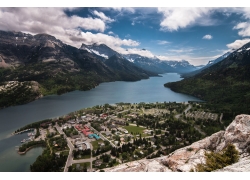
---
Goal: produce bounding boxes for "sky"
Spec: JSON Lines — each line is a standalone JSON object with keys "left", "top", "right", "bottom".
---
{"left": 1, "top": 1, "right": 250, "bottom": 66}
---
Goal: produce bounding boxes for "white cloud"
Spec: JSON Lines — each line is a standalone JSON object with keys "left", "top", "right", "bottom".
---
{"left": 0, "top": 8, "right": 106, "bottom": 33}
{"left": 78, "top": 31, "right": 139, "bottom": 47}
{"left": 108, "top": 31, "right": 114, "bottom": 35}
{"left": 92, "top": 10, "right": 114, "bottom": 23}
{"left": 157, "top": 7, "right": 215, "bottom": 31}
{"left": 226, "top": 38, "right": 250, "bottom": 50}
{"left": 168, "top": 47, "right": 196, "bottom": 53}
{"left": 233, "top": 22, "right": 250, "bottom": 37}
{"left": 110, "top": 7, "right": 135, "bottom": 14}
{"left": 157, "top": 40, "right": 170, "bottom": 45}
{"left": 202, "top": 34, "right": 213, "bottom": 40}
{"left": 0, "top": 7, "right": 110, "bottom": 48}
{"left": 119, "top": 48, "right": 155, "bottom": 58}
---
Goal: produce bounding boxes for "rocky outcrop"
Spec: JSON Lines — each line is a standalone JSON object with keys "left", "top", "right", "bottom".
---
{"left": 104, "top": 114, "right": 250, "bottom": 172}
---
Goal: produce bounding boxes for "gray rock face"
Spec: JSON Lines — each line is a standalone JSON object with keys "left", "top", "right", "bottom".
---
{"left": 104, "top": 114, "right": 250, "bottom": 172}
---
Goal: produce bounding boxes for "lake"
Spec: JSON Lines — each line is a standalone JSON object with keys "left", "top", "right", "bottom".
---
{"left": 0, "top": 73, "right": 201, "bottom": 171}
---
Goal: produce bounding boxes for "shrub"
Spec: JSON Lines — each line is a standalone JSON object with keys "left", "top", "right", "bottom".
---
{"left": 196, "top": 144, "right": 239, "bottom": 172}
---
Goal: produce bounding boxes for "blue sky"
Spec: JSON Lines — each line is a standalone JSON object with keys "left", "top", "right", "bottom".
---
{"left": 1, "top": 2, "right": 250, "bottom": 65}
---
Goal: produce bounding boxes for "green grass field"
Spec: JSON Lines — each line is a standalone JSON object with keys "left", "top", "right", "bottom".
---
{"left": 123, "top": 126, "right": 147, "bottom": 137}
{"left": 91, "top": 139, "right": 103, "bottom": 150}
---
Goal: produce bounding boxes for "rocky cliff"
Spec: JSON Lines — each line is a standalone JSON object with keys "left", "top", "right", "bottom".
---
{"left": 104, "top": 114, "right": 250, "bottom": 172}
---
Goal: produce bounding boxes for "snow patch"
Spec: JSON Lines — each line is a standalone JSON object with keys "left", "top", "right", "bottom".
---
{"left": 90, "top": 49, "right": 109, "bottom": 59}
{"left": 238, "top": 49, "right": 242, "bottom": 52}
{"left": 82, "top": 47, "right": 92, "bottom": 53}
{"left": 128, "top": 59, "right": 134, "bottom": 63}
{"left": 246, "top": 47, "right": 250, "bottom": 51}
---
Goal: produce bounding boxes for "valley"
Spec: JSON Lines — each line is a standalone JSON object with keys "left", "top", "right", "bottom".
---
{"left": 1, "top": 6, "right": 250, "bottom": 173}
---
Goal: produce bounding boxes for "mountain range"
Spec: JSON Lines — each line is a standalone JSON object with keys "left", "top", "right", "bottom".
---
{"left": 1, "top": 29, "right": 248, "bottom": 111}
{"left": 80, "top": 43, "right": 199, "bottom": 74}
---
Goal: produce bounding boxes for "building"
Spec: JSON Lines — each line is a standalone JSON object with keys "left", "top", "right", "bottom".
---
{"left": 88, "top": 134, "right": 100, "bottom": 140}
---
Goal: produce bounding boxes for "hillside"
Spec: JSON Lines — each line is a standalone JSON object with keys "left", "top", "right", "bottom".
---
{"left": 182, "top": 52, "right": 231, "bottom": 78}
{"left": 103, "top": 114, "right": 250, "bottom": 172}
{"left": 164, "top": 42, "right": 250, "bottom": 115}
{"left": 104, "top": 54, "right": 158, "bottom": 81}
{"left": 0, "top": 30, "right": 155, "bottom": 108}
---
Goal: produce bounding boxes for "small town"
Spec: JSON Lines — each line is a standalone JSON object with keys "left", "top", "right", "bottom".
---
{"left": 14, "top": 101, "right": 223, "bottom": 172}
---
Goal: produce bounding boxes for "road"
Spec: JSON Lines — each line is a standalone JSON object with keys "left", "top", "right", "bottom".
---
{"left": 194, "top": 125, "right": 206, "bottom": 136}
{"left": 89, "top": 126, "right": 117, "bottom": 148}
{"left": 55, "top": 124, "right": 74, "bottom": 172}
{"left": 174, "top": 104, "right": 206, "bottom": 136}
{"left": 184, "top": 104, "right": 192, "bottom": 114}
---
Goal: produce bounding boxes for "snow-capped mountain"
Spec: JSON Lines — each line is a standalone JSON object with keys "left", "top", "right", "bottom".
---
{"left": 80, "top": 43, "right": 119, "bottom": 60}
{"left": 80, "top": 43, "right": 198, "bottom": 74}
{"left": 183, "top": 51, "right": 232, "bottom": 78}
{"left": 206, "top": 51, "right": 231, "bottom": 66}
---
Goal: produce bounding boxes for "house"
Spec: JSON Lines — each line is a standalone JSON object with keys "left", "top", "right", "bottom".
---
{"left": 105, "top": 132, "right": 112, "bottom": 136}
{"left": 83, "top": 142, "right": 91, "bottom": 149}
{"left": 71, "top": 134, "right": 80, "bottom": 139}
{"left": 95, "top": 159, "right": 103, "bottom": 167}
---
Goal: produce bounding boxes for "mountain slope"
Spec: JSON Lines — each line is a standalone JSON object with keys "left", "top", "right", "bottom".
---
{"left": 124, "top": 54, "right": 197, "bottom": 74}
{"left": 80, "top": 43, "right": 120, "bottom": 60}
{"left": 104, "top": 114, "right": 250, "bottom": 172}
{"left": 164, "top": 42, "right": 250, "bottom": 114}
{"left": 182, "top": 51, "right": 231, "bottom": 78}
{"left": 104, "top": 54, "right": 158, "bottom": 81}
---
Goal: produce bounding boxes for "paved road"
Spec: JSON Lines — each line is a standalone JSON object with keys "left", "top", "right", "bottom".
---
{"left": 89, "top": 126, "right": 117, "bottom": 148}
{"left": 194, "top": 125, "right": 206, "bottom": 136}
{"left": 184, "top": 104, "right": 192, "bottom": 114}
{"left": 55, "top": 124, "right": 74, "bottom": 172}
{"left": 174, "top": 104, "right": 206, "bottom": 136}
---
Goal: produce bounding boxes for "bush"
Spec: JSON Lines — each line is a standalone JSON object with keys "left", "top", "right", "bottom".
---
{"left": 196, "top": 144, "right": 239, "bottom": 172}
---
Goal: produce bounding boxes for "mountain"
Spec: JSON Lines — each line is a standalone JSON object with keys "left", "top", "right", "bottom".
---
{"left": 80, "top": 43, "right": 120, "bottom": 60}
{"left": 124, "top": 54, "right": 197, "bottom": 74}
{"left": 163, "top": 60, "right": 197, "bottom": 73}
{"left": 104, "top": 54, "right": 158, "bottom": 81}
{"left": 206, "top": 51, "right": 231, "bottom": 66}
{"left": 123, "top": 54, "right": 173, "bottom": 74}
{"left": 182, "top": 51, "right": 231, "bottom": 78}
{"left": 0, "top": 30, "right": 155, "bottom": 108}
{"left": 165, "top": 41, "right": 250, "bottom": 114}
{"left": 104, "top": 114, "right": 250, "bottom": 172}
{"left": 79, "top": 43, "right": 198, "bottom": 74}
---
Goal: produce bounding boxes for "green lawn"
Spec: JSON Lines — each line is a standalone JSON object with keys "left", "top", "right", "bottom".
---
{"left": 74, "top": 154, "right": 91, "bottom": 160}
{"left": 60, "top": 150, "right": 69, "bottom": 156}
{"left": 91, "top": 139, "right": 103, "bottom": 150}
{"left": 123, "top": 126, "right": 147, "bottom": 137}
